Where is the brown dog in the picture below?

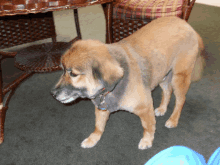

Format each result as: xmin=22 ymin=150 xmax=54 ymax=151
xmin=51 ymin=16 xmax=205 ymax=150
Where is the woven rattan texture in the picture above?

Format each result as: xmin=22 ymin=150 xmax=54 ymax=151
xmin=112 ymin=18 xmax=150 ymax=42
xmin=111 ymin=0 xmax=195 ymax=42
xmin=0 ymin=12 xmax=56 ymax=49
xmin=0 ymin=0 xmax=113 ymax=16
xmin=112 ymin=0 xmax=184 ymax=20
xmin=14 ymin=42 xmax=72 ymax=72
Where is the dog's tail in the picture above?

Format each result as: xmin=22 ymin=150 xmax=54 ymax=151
xmin=191 ymin=33 xmax=206 ymax=82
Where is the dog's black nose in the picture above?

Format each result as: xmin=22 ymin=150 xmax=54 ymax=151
xmin=51 ymin=88 xmax=58 ymax=97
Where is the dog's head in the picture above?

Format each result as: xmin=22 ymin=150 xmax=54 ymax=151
xmin=51 ymin=40 xmax=124 ymax=104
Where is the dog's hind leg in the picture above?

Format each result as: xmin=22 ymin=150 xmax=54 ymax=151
xmin=81 ymin=107 xmax=110 ymax=148
xmin=155 ymin=71 xmax=173 ymax=116
xmin=165 ymin=43 xmax=199 ymax=128
xmin=165 ymin=67 xmax=194 ymax=128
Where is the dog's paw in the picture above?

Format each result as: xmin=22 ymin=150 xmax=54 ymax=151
xmin=81 ymin=133 xmax=101 ymax=148
xmin=138 ymin=138 xmax=152 ymax=150
xmin=155 ymin=107 xmax=167 ymax=116
xmin=81 ymin=138 xmax=98 ymax=148
xmin=165 ymin=118 xmax=178 ymax=128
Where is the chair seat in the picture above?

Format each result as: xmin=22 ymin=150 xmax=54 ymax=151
xmin=113 ymin=0 xmax=184 ymax=20
xmin=15 ymin=42 xmax=72 ymax=72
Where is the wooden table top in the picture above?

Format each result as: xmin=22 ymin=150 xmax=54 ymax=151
xmin=0 ymin=0 xmax=113 ymax=16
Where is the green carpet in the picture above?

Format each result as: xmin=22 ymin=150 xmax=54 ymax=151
xmin=0 ymin=3 xmax=220 ymax=165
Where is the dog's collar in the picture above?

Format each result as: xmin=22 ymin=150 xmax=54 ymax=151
xmin=91 ymin=88 xmax=110 ymax=111
xmin=91 ymin=75 xmax=123 ymax=111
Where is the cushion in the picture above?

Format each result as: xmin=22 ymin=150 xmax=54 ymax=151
xmin=113 ymin=0 xmax=184 ymax=20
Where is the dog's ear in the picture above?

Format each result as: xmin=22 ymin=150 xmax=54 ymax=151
xmin=92 ymin=59 xmax=123 ymax=91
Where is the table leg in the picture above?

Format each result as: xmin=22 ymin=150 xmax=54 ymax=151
xmin=0 ymin=54 xmax=33 ymax=144
xmin=0 ymin=60 xmax=4 ymax=144
xmin=0 ymin=107 xmax=7 ymax=144
xmin=102 ymin=3 xmax=113 ymax=44
xmin=74 ymin=9 xmax=82 ymax=40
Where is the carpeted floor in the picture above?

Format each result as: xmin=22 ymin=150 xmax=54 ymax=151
xmin=0 ymin=3 xmax=220 ymax=165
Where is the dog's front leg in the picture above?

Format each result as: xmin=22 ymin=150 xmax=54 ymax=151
xmin=134 ymin=100 xmax=156 ymax=150
xmin=81 ymin=107 xmax=110 ymax=148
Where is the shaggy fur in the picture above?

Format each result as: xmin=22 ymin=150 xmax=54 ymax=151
xmin=51 ymin=16 xmax=205 ymax=150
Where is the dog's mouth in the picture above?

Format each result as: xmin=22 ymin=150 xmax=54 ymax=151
xmin=54 ymin=93 xmax=80 ymax=104
xmin=51 ymin=87 xmax=81 ymax=104
xmin=59 ymin=96 xmax=77 ymax=104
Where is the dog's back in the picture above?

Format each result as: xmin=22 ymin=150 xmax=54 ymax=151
xmin=121 ymin=16 xmax=205 ymax=87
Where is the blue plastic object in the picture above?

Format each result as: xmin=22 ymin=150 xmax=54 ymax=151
xmin=145 ymin=146 xmax=220 ymax=165
xmin=208 ymin=147 xmax=220 ymax=165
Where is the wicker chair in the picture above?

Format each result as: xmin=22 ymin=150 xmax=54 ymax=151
xmin=109 ymin=0 xmax=196 ymax=43
xmin=0 ymin=10 xmax=81 ymax=144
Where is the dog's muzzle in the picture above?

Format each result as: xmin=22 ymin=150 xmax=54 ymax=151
xmin=51 ymin=86 xmax=81 ymax=104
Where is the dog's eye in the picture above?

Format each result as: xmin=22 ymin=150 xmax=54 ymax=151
xmin=69 ymin=71 xmax=78 ymax=77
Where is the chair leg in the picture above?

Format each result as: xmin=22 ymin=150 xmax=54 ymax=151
xmin=182 ymin=0 xmax=196 ymax=21
xmin=102 ymin=3 xmax=113 ymax=44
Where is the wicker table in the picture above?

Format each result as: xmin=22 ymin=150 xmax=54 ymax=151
xmin=0 ymin=0 xmax=113 ymax=144
xmin=0 ymin=0 xmax=113 ymax=43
